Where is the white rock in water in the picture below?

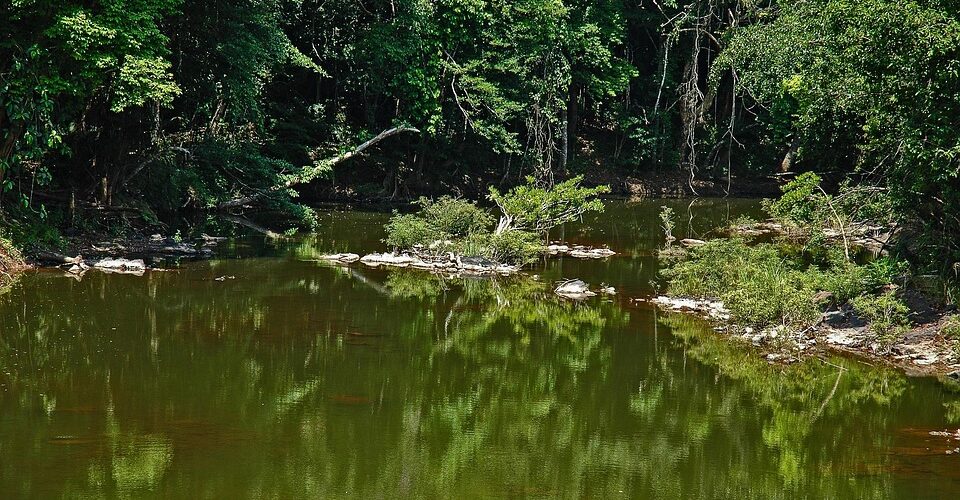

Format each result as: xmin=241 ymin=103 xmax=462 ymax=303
xmin=320 ymin=253 xmax=360 ymax=262
xmin=555 ymin=279 xmax=596 ymax=298
xmin=94 ymin=258 xmax=146 ymax=273
xmin=568 ymin=247 xmax=616 ymax=259
xmin=360 ymin=252 xmax=416 ymax=265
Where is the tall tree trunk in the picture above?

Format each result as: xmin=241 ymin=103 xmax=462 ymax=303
xmin=780 ymin=137 xmax=800 ymax=173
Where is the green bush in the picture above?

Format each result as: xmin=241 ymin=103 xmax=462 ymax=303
xmin=488 ymin=176 xmax=609 ymax=234
xmin=851 ymin=291 xmax=910 ymax=342
xmin=384 ymin=181 xmax=609 ymax=266
xmin=944 ymin=315 xmax=960 ymax=339
xmin=384 ymin=196 xmax=494 ymax=253
xmin=663 ymin=238 xmax=906 ymax=329
xmin=762 ymin=172 xmax=828 ymax=226
xmin=484 ymin=229 xmax=541 ymax=266
xmin=664 ymin=239 xmax=822 ymax=327
xmin=384 ymin=213 xmax=441 ymax=251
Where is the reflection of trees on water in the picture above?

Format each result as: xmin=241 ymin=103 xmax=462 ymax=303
xmin=0 ymin=263 xmax=948 ymax=497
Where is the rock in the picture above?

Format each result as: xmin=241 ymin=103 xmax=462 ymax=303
xmin=320 ymin=253 xmax=360 ymax=263
xmin=199 ymin=234 xmax=227 ymax=244
xmin=159 ymin=242 xmax=198 ymax=255
xmin=914 ymin=355 xmax=940 ymax=366
xmin=822 ymin=310 xmax=846 ymax=326
xmin=600 ymin=285 xmax=616 ymax=295
xmin=458 ymin=256 xmax=497 ymax=268
xmin=546 ymin=244 xmax=570 ymax=254
xmin=680 ymin=238 xmax=707 ymax=248
xmin=825 ymin=330 xmax=860 ymax=347
xmin=555 ymin=279 xmax=596 ymax=298
xmin=568 ymin=247 xmax=616 ymax=259
xmin=360 ymin=252 xmax=417 ymax=266
xmin=93 ymin=258 xmax=146 ymax=274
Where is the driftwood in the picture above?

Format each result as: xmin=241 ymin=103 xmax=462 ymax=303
xmin=33 ymin=252 xmax=83 ymax=265
xmin=220 ymin=214 xmax=284 ymax=239
xmin=217 ymin=126 xmax=419 ymax=210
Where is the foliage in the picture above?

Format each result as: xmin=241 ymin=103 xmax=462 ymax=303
xmin=384 ymin=196 xmax=494 ymax=253
xmin=664 ymin=239 xmax=821 ymax=327
xmin=717 ymin=0 xmax=960 ymax=275
xmin=385 ymin=179 xmax=606 ymax=265
xmin=488 ymin=176 xmax=609 ymax=235
xmin=470 ymin=228 xmax=542 ymax=266
xmin=664 ymin=237 xmax=905 ymax=329
xmin=763 ymin=172 xmax=827 ymax=227
xmin=944 ymin=315 xmax=960 ymax=340
xmin=851 ymin=291 xmax=911 ymax=343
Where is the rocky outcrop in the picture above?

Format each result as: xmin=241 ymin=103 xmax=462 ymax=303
xmin=546 ymin=244 xmax=616 ymax=259
xmin=554 ymin=279 xmax=597 ymax=299
xmin=319 ymin=253 xmax=361 ymax=263
xmin=355 ymin=252 xmax=519 ymax=275
xmin=93 ymin=258 xmax=146 ymax=275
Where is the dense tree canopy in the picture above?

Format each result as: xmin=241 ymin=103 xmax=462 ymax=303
xmin=1 ymin=0 xmax=959 ymax=274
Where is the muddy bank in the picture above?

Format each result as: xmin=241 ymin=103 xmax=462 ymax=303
xmin=642 ymin=295 xmax=960 ymax=379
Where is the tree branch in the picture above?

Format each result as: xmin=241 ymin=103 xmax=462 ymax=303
xmin=216 ymin=126 xmax=420 ymax=210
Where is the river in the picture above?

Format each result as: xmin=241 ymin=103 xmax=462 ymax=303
xmin=1 ymin=199 xmax=958 ymax=498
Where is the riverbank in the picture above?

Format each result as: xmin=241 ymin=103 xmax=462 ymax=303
xmin=643 ymin=294 xmax=960 ymax=379
xmin=0 ymin=238 xmax=27 ymax=288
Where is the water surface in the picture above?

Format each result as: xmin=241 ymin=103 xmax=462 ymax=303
xmin=2 ymin=199 xmax=959 ymax=498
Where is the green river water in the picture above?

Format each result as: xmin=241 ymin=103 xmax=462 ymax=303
xmin=1 ymin=199 xmax=959 ymax=498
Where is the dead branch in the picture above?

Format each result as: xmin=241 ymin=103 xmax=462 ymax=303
xmin=216 ymin=126 xmax=419 ymax=210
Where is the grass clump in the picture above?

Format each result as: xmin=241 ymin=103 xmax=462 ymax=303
xmin=663 ymin=238 xmax=905 ymax=330
xmin=664 ymin=239 xmax=822 ymax=327
xmin=851 ymin=291 xmax=910 ymax=343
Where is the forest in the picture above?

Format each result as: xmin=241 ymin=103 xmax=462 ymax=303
xmin=1 ymin=0 xmax=959 ymax=280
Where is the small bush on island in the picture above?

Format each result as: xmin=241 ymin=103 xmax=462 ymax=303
xmin=488 ymin=176 xmax=609 ymax=237
xmin=384 ymin=177 xmax=608 ymax=266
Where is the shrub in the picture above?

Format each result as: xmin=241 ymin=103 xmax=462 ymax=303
xmin=488 ymin=176 xmax=609 ymax=235
xmin=484 ymin=229 xmax=541 ymax=265
xmin=763 ymin=172 xmax=828 ymax=226
xmin=664 ymin=239 xmax=821 ymax=327
xmin=384 ymin=213 xmax=442 ymax=250
xmin=944 ymin=315 xmax=960 ymax=339
xmin=851 ymin=291 xmax=911 ymax=342
xmin=659 ymin=206 xmax=676 ymax=246
xmin=663 ymin=238 xmax=905 ymax=329
xmin=413 ymin=196 xmax=495 ymax=238
xmin=384 ymin=196 xmax=494 ymax=252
